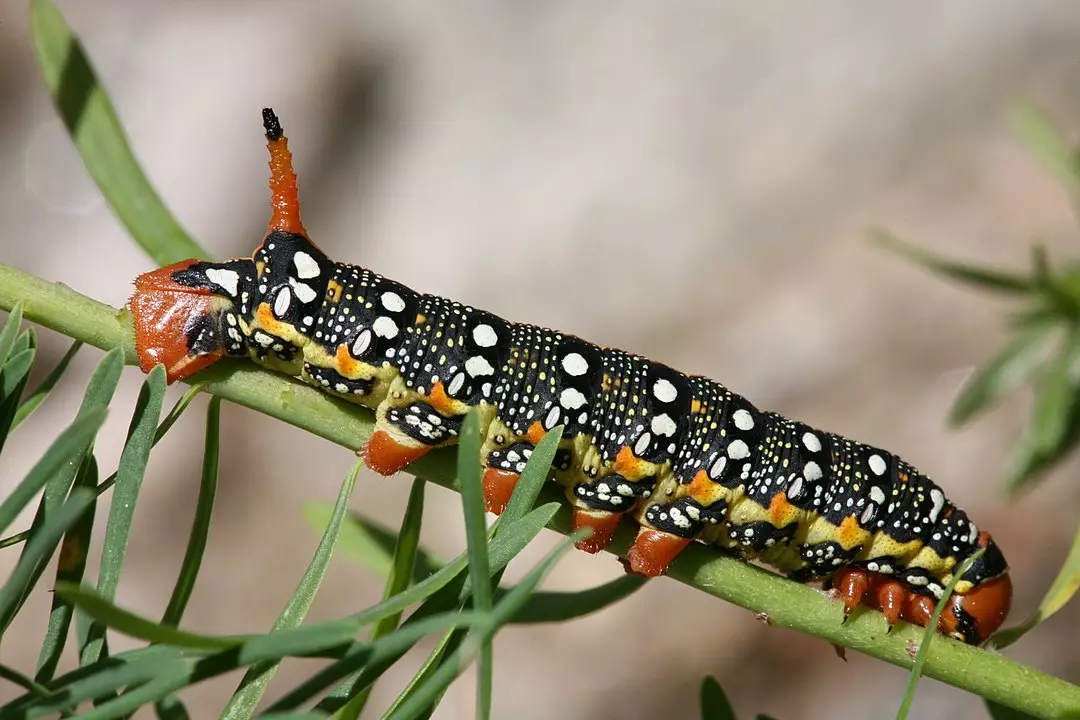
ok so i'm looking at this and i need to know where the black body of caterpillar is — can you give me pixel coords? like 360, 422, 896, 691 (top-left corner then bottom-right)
129, 109, 1012, 645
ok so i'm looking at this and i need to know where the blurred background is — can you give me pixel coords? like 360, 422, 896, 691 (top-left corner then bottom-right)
4, 1, 1080, 718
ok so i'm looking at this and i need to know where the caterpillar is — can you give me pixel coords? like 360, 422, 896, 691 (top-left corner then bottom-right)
129, 109, 1011, 645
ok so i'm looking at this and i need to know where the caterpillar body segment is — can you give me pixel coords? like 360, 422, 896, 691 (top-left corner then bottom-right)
128, 109, 1012, 646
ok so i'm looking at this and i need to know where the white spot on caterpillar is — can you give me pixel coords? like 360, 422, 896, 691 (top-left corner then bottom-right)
291, 280, 317, 304
381, 291, 406, 312
652, 378, 677, 403
803, 461, 823, 482
733, 409, 754, 431
709, 456, 727, 479
860, 503, 876, 525
787, 475, 803, 499
447, 372, 466, 396
373, 316, 399, 339
465, 355, 494, 377
634, 432, 651, 456
727, 439, 749, 460
273, 286, 291, 317
868, 454, 887, 476
869, 486, 886, 505
560, 387, 587, 410
544, 406, 561, 429
472, 324, 498, 348
929, 488, 945, 523
802, 432, 822, 453
561, 352, 588, 376
292, 251, 320, 279
651, 413, 677, 437
351, 329, 372, 358
206, 268, 239, 296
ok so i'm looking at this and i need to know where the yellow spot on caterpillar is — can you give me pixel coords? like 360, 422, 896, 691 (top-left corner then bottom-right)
416, 313, 427, 324
327, 280, 343, 303
691, 399, 702, 414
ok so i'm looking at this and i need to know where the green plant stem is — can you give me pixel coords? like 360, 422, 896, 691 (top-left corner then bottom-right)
1, 261, 1078, 720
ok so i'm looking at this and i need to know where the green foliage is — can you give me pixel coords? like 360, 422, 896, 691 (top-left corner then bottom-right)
2, 0, 1080, 717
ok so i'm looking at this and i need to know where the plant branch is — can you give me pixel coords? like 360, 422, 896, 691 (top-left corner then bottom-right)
1, 261, 1078, 720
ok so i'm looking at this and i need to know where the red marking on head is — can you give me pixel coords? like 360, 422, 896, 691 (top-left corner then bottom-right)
482, 468, 520, 515
361, 430, 430, 476
941, 573, 1013, 645
265, 120, 307, 237
625, 528, 691, 577
571, 509, 621, 554
130, 260, 225, 384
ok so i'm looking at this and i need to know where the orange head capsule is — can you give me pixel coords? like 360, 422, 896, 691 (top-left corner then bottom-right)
130, 260, 248, 383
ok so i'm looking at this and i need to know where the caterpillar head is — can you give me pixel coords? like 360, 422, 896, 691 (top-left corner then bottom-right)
130, 260, 255, 383
940, 531, 1012, 645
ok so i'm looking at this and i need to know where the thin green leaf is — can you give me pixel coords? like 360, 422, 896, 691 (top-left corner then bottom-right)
895, 549, 985, 720
94, 381, 205, 498
1009, 104, 1080, 198
294, 503, 561, 714
301, 506, 442, 583
948, 322, 1056, 426
376, 630, 457, 720
0, 408, 107, 537
0, 662, 53, 702
35, 454, 98, 684
221, 461, 361, 719
0, 531, 28, 549
0, 347, 37, 457
55, 582, 243, 649
0, 488, 98, 637
0, 349, 35, 401
700, 675, 737, 720
12, 339, 82, 429
29, 612, 482, 720
0, 301, 25, 363
161, 395, 221, 626
993, 517, 1080, 649
455, 411, 494, 720
985, 699, 1039, 720
10, 651, 187, 719
333, 477, 428, 720
501, 425, 562, 524
384, 534, 582, 720
499, 574, 646, 624
153, 695, 191, 720
1005, 329, 1080, 492
81, 365, 167, 668
29, 0, 206, 265
869, 229, 1032, 294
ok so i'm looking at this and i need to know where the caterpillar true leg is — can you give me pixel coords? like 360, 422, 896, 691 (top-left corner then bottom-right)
127, 109, 1014, 646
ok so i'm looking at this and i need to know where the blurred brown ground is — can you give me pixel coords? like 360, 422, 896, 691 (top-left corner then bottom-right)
2, 2, 1080, 718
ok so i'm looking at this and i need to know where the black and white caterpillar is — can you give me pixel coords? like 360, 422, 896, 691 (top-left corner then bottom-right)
130, 109, 1011, 645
